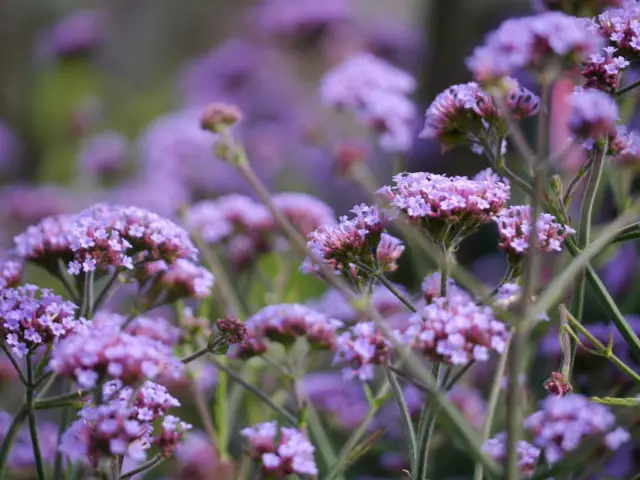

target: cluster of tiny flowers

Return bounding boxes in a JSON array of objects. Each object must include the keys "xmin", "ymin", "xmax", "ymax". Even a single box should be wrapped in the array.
[
  {"xmin": 94, "ymin": 311, "xmax": 182, "ymax": 347},
  {"xmin": 379, "ymin": 172, "xmax": 510, "ymax": 248},
  {"xmin": 494, "ymin": 206, "xmax": 574, "ymax": 261},
  {"xmin": 590, "ymin": 3, "xmax": 640, "ymax": 58},
  {"xmin": 66, "ymin": 204, "xmax": 198, "ymax": 276},
  {"xmin": 483, "ymin": 433, "xmax": 540, "ymax": 477},
  {"xmin": 568, "ymin": 88, "xmax": 620, "ymax": 144},
  {"xmin": 334, "ymin": 321, "xmax": 392, "ymax": 381},
  {"xmin": 396, "ymin": 294, "xmax": 509, "ymax": 365},
  {"xmin": 0, "ymin": 259, "xmax": 22, "ymax": 289},
  {"xmin": 228, "ymin": 304, "xmax": 343, "ymax": 359},
  {"xmin": 137, "ymin": 259, "xmax": 214, "ymax": 306},
  {"xmin": 0, "ymin": 285, "xmax": 85, "ymax": 358},
  {"xmin": 13, "ymin": 214, "xmax": 76, "ymax": 271},
  {"xmin": 420, "ymin": 80, "xmax": 539, "ymax": 154},
  {"xmin": 582, "ymin": 46, "xmax": 630, "ymax": 91},
  {"xmin": 50, "ymin": 318, "xmax": 183, "ymax": 388},
  {"xmin": 272, "ymin": 192, "xmax": 336, "ymax": 235},
  {"xmin": 240, "ymin": 421, "xmax": 318, "ymax": 477},
  {"xmin": 78, "ymin": 131, "xmax": 129, "ymax": 178},
  {"xmin": 304, "ymin": 204, "xmax": 404, "ymax": 279},
  {"xmin": 467, "ymin": 12, "xmax": 601, "ymax": 82},
  {"xmin": 59, "ymin": 380, "xmax": 190, "ymax": 466},
  {"xmin": 524, "ymin": 394, "xmax": 630, "ymax": 464},
  {"xmin": 320, "ymin": 52, "xmax": 417, "ymax": 152}
]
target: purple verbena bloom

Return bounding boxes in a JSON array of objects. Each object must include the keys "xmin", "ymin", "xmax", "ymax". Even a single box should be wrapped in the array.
[
  {"xmin": 240, "ymin": 422, "xmax": 318, "ymax": 476},
  {"xmin": 0, "ymin": 259, "xmax": 22, "ymax": 289},
  {"xmin": 36, "ymin": 9, "xmax": 103, "ymax": 60},
  {"xmin": 272, "ymin": 192, "xmax": 336, "ymax": 236},
  {"xmin": 379, "ymin": 171, "xmax": 510, "ymax": 248},
  {"xmin": 568, "ymin": 88, "xmax": 619, "ymax": 141},
  {"xmin": 78, "ymin": 131, "xmax": 128, "ymax": 179},
  {"xmin": 467, "ymin": 12, "xmax": 601, "ymax": 82},
  {"xmin": 94, "ymin": 311, "xmax": 182, "ymax": 347},
  {"xmin": 175, "ymin": 430, "xmax": 221, "ymax": 479},
  {"xmin": 524, "ymin": 394, "xmax": 629, "ymax": 464},
  {"xmin": 483, "ymin": 433, "xmax": 540, "ymax": 477},
  {"xmin": 13, "ymin": 214, "xmax": 76, "ymax": 273},
  {"xmin": 590, "ymin": 2, "xmax": 640, "ymax": 57},
  {"xmin": 301, "ymin": 372, "xmax": 368, "ymax": 428},
  {"xmin": 334, "ymin": 321, "xmax": 392, "ymax": 381},
  {"xmin": 396, "ymin": 293, "xmax": 509, "ymax": 365},
  {"xmin": 136, "ymin": 259, "xmax": 214, "ymax": 307},
  {"xmin": 0, "ymin": 285, "xmax": 85, "ymax": 358},
  {"xmin": 0, "ymin": 184, "xmax": 73, "ymax": 227},
  {"xmin": 583, "ymin": 46, "xmax": 630, "ymax": 91}
]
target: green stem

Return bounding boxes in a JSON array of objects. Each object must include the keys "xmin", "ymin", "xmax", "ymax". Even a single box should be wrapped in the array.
[
  {"xmin": 119, "ymin": 454, "xmax": 163, "ymax": 479},
  {"xmin": 35, "ymin": 387, "xmax": 97, "ymax": 410},
  {"xmin": 615, "ymin": 78, "xmax": 640, "ymax": 97},
  {"xmin": 214, "ymin": 357, "xmax": 229, "ymax": 460},
  {"xmin": 52, "ymin": 379, "xmax": 71, "ymax": 480},
  {"xmin": 306, "ymin": 404, "xmax": 340, "ymax": 475},
  {"xmin": 26, "ymin": 353, "xmax": 47, "ymax": 480},
  {"xmin": 444, "ymin": 362, "xmax": 475, "ymax": 391},
  {"xmin": 57, "ymin": 259, "xmax": 79, "ymax": 304},
  {"xmin": 375, "ymin": 273, "xmax": 418, "ymax": 312},
  {"xmin": 0, "ymin": 343, "xmax": 27, "ymax": 385},
  {"xmin": 384, "ymin": 366, "xmax": 417, "ymax": 474},
  {"xmin": 92, "ymin": 269, "xmax": 121, "ymax": 314},
  {"xmin": 179, "ymin": 346, "xmax": 210, "ymax": 364},
  {"xmin": 0, "ymin": 404, "xmax": 28, "ymax": 479},
  {"xmin": 80, "ymin": 271, "xmax": 94, "ymax": 319}
]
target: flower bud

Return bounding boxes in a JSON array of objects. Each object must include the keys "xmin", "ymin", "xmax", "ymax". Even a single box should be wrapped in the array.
[{"xmin": 200, "ymin": 103, "xmax": 242, "ymax": 133}]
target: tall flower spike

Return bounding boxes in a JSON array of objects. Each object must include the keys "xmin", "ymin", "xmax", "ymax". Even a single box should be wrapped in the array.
[
  {"xmin": 378, "ymin": 171, "xmax": 510, "ymax": 249},
  {"xmin": 467, "ymin": 12, "xmax": 601, "ymax": 83},
  {"xmin": 0, "ymin": 285, "xmax": 86, "ymax": 358},
  {"xmin": 524, "ymin": 394, "xmax": 630, "ymax": 464}
]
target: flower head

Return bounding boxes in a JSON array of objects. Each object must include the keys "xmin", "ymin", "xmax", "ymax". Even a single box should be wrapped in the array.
[
  {"xmin": 568, "ymin": 88, "xmax": 619, "ymax": 141},
  {"xmin": 483, "ymin": 433, "xmax": 540, "ymax": 477},
  {"xmin": 590, "ymin": 3, "xmax": 640, "ymax": 57},
  {"xmin": 78, "ymin": 131, "xmax": 129, "ymax": 179},
  {"xmin": 0, "ymin": 259, "xmax": 22, "ymax": 289},
  {"xmin": 524, "ymin": 394, "xmax": 629, "ymax": 464},
  {"xmin": 241, "ymin": 422, "xmax": 318, "ymax": 476},
  {"xmin": 136, "ymin": 259, "xmax": 214, "ymax": 307},
  {"xmin": 334, "ymin": 321, "xmax": 392, "ymax": 381},
  {"xmin": 36, "ymin": 9, "xmax": 103, "ymax": 60},
  {"xmin": 13, "ymin": 214, "xmax": 75, "ymax": 273},
  {"xmin": 272, "ymin": 192, "xmax": 336, "ymax": 236},
  {"xmin": 582, "ymin": 46, "xmax": 630, "ymax": 91}
]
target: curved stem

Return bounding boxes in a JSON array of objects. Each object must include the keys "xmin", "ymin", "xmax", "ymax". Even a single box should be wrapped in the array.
[
  {"xmin": 119, "ymin": 454, "xmax": 163, "ymax": 479},
  {"xmin": 0, "ymin": 343, "xmax": 27, "ymax": 386},
  {"xmin": 615, "ymin": 78, "xmax": 640, "ymax": 97},
  {"xmin": 384, "ymin": 366, "xmax": 417, "ymax": 474},
  {"xmin": 374, "ymin": 273, "xmax": 417, "ymax": 312},
  {"xmin": 26, "ymin": 354, "xmax": 47, "ymax": 480},
  {"xmin": 92, "ymin": 269, "xmax": 121, "ymax": 314}
]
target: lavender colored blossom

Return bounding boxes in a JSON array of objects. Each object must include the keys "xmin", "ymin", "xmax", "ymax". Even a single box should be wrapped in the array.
[
  {"xmin": 396, "ymin": 294, "xmax": 509, "ymax": 366},
  {"xmin": 272, "ymin": 192, "xmax": 336, "ymax": 235},
  {"xmin": 0, "ymin": 285, "xmax": 85, "ymax": 358},
  {"xmin": 137, "ymin": 259, "xmax": 214, "ymax": 307},
  {"xmin": 379, "ymin": 171, "xmax": 510, "ymax": 248},
  {"xmin": 94, "ymin": 311, "xmax": 182, "ymax": 347},
  {"xmin": 77, "ymin": 131, "xmax": 128, "ymax": 178},
  {"xmin": 36, "ymin": 9, "xmax": 103, "ymax": 60},
  {"xmin": 334, "ymin": 321, "xmax": 392, "ymax": 381},
  {"xmin": 483, "ymin": 433, "xmax": 540, "ymax": 477},
  {"xmin": 583, "ymin": 46, "xmax": 630, "ymax": 91},
  {"xmin": 0, "ymin": 259, "xmax": 22, "ymax": 289},
  {"xmin": 304, "ymin": 204, "xmax": 404, "ymax": 280},
  {"xmin": 13, "ymin": 214, "xmax": 76, "ymax": 273},
  {"xmin": 60, "ymin": 381, "xmax": 190, "ymax": 466},
  {"xmin": 420, "ymin": 80, "xmax": 539, "ymax": 154},
  {"xmin": 301, "ymin": 372, "xmax": 368, "ymax": 428},
  {"xmin": 524, "ymin": 394, "xmax": 629, "ymax": 464},
  {"xmin": 50, "ymin": 318, "xmax": 183, "ymax": 387},
  {"xmin": 241, "ymin": 422, "xmax": 318, "ymax": 476},
  {"xmin": 467, "ymin": 12, "xmax": 601, "ymax": 82},
  {"xmin": 175, "ymin": 431, "xmax": 221, "ymax": 479},
  {"xmin": 0, "ymin": 184, "xmax": 73, "ymax": 227},
  {"xmin": 568, "ymin": 88, "xmax": 619, "ymax": 142},
  {"xmin": 0, "ymin": 411, "xmax": 58, "ymax": 469},
  {"xmin": 590, "ymin": 2, "xmax": 640, "ymax": 57},
  {"xmin": 320, "ymin": 52, "xmax": 417, "ymax": 152},
  {"xmin": 494, "ymin": 205, "xmax": 574, "ymax": 261},
  {"xmin": 0, "ymin": 121, "xmax": 20, "ymax": 170},
  {"xmin": 229, "ymin": 304, "xmax": 343, "ymax": 359}
]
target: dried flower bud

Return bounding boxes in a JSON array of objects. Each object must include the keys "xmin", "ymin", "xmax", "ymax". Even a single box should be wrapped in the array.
[
  {"xmin": 200, "ymin": 103, "xmax": 242, "ymax": 133},
  {"xmin": 216, "ymin": 316, "xmax": 247, "ymax": 345},
  {"xmin": 543, "ymin": 371, "xmax": 573, "ymax": 397}
]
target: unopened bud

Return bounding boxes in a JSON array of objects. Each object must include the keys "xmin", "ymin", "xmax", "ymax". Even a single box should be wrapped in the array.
[
  {"xmin": 544, "ymin": 371, "xmax": 573, "ymax": 397},
  {"xmin": 216, "ymin": 316, "xmax": 247, "ymax": 345},
  {"xmin": 201, "ymin": 103, "xmax": 242, "ymax": 133}
]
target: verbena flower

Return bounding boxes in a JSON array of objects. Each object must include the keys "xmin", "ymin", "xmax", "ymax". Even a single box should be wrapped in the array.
[
  {"xmin": 95, "ymin": 311, "xmax": 182, "ymax": 347},
  {"xmin": 136, "ymin": 259, "xmax": 214, "ymax": 307},
  {"xmin": 0, "ymin": 259, "xmax": 22, "ymax": 289},
  {"xmin": 582, "ymin": 46, "xmax": 630, "ymax": 91},
  {"xmin": 228, "ymin": 304, "xmax": 343, "ymax": 359},
  {"xmin": 320, "ymin": 52, "xmax": 417, "ymax": 152},
  {"xmin": 420, "ymin": 80, "xmax": 539, "ymax": 154},
  {"xmin": 590, "ymin": 2, "xmax": 640, "ymax": 58},
  {"xmin": 240, "ymin": 421, "xmax": 318, "ymax": 476},
  {"xmin": 0, "ymin": 411, "xmax": 58, "ymax": 469},
  {"xmin": 378, "ymin": 172, "xmax": 510, "ymax": 249},
  {"xmin": 36, "ymin": 9, "xmax": 103, "ymax": 60},
  {"xmin": 272, "ymin": 192, "xmax": 336, "ymax": 235},
  {"xmin": 467, "ymin": 12, "xmax": 600, "ymax": 82},
  {"xmin": 50, "ymin": 318, "xmax": 183, "ymax": 387},
  {"xmin": 175, "ymin": 431, "xmax": 221, "ymax": 480},
  {"xmin": 59, "ymin": 380, "xmax": 190, "ymax": 466},
  {"xmin": 568, "ymin": 88, "xmax": 619, "ymax": 142},
  {"xmin": 483, "ymin": 433, "xmax": 540, "ymax": 477},
  {"xmin": 78, "ymin": 131, "xmax": 129, "ymax": 179},
  {"xmin": 303, "ymin": 204, "xmax": 403, "ymax": 281},
  {"xmin": 524, "ymin": 394, "xmax": 630, "ymax": 464},
  {"xmin": 334, "ymin": 321, "xmax": 392, "ymax": 381},
  {"xmin": 494, "ymin": 206, "xmax": 574, "ymax": 263},
  {"xmin": 0, "ymin": 285, "xmax": 85, "ymax": 358},
  {"xmin": 396, "ymin": 294, "xmax": 509, "ymax": 365},
  {"xmin": 0, "ymin": 184, "xmax": 72, "ymax": 227}
]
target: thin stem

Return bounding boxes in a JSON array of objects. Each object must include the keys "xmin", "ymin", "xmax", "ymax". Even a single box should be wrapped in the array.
[
  {"xmin": 57, "ymin": 259, "xmax": 79, "ymax": 304},
  {"xmin": 570, "ymin": 144, "xmax": 607, "ymax": 378},
  {"xmin": 373, "ymin": 272, "xmax": 417, "ymax": 312},
  {"xmin": 52, "ymin": 379, "xmax": 71, "ymax": 480},
  {"xmin": 214, "ymin": 357, "xmax": 229, "ymax": 460},
  {"xmin": 0, "ymin": 343, "xmax": 27, "ymax": 385},
  {"xmin": 384, "ymin": 366, "xmax": 417, "ymax": 474},
  {"xmin": 615, "ymin": 78, "xmax": 640, "ymax": 97},
  {"xmin": 0, "ymin": 404, "xmax": 27, "ymax": 479},
  {"xmin": 80, "ymin": 271, "xmax": 94, "ymax": 319},
  {"xmin": 180, "ymin": 346, "xmax": 209, "ymax": 364},
  {"xmin": 119, "ymin": 454, "xmax": 163, "ymax": 479},
  {"xmin": 474, "ymin": 334, "xmax": 512, "ymax": 480},
  {"xmin": 35, "ymin": 387, "xmax": 96, "ymax": 410},
  {"xmin": 92, "ymin": 269, "xmax": 121, "ymax": 313},
  {"xmin": 26, "ymin": 353, "xmax": 47, "ymax": 480},
  {"xmin": 444, "ymin": 362, "xmax": 475, "ymax": 391}
]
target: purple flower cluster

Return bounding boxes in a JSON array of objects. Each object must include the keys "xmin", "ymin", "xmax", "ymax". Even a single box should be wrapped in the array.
[
  {"xmin": 175, "ymin": 431, "xmax": 221, "ymax": 479},
  {"xmin": 272, "ymin": 192, "xmax": 336, "ymax": 235},
  {"xmin": 582, "ymin": 46, "xmax": 630, "ymax": 91},
  {"xmin": 0, "ymin": 410, "xmax": 58, "ymax": 469},
  {"xmin": 77, "ymin": 131, "xmax": 129, "ymax": 179},
  {"xmin": 302, "ymin": 372, "xmax": 368, "ymax": 428},
  {"xmin": 379, "ymin": 172, "xmax": 510, "ymax": 248},
  {"xmin": 240, "ymin": 421, "xmax": 318, "ymax": 476},
  {"xmin": 524, "ymin": 394, "xmax": 630, "ymax": 464},
  {"xmin": 396, "ymin": 294, "xmax": 509, "ymax": 365},
  {"xmin": 59, "ymin": 380, "xmax": 190, "ymax": 466},
  {"xmin": 13, "ymin": 214, "xmax": 76, "ymax": 273},
  {"xmin": 137, "ymin": 259, "xmax": 214, "ymax": 307},
  {"xmin": 0, "ymin": 259, "xmax": 22, "ymax": 290},
  {"xmin": 483, "ymin": 433, "xmax": 540, "ymax": 477},
  {"xmin": 228, "ymin": 303, "xmax": 343, "ymax": 359},
  {"xmin": 568, "ymin": 88, "xmax": 619, "ymax": 141},
  {"xmin": 494, "ymin": 206, "xmax": 574, "ymax": 260},
  {"xmin": 590, "ymin": 2, "xmax": 640, "ymax": 57},
  {"xmin": 420, "ymin": 80, "xmax": 539, "ymax": 154},
  {"xmin": 95, "ymin": 311, "xmax": 182, "ymax": 348},
  {"xmin": 50, "ymin": 315, "xmax": 183, "ymax": 387},
  {"xmin": 320, "ymin": 52, "xmax": 417, "ymax": 152},
  {"xmin": 0, "ymin": 285, "xmax": 85, "ymax": 358},
  {"xmin": 36, "ymin": 9, "xmax": 103, "ymax": 60},
  {"xmin": 304, "ymin": 204, "xmax": 404, "ymax": 279},
  {"xmin": 467, "ymin": 12, "xmax": 601, "ymax": 82},
  {"xmin": 0, "ymin": 184, "xmax": 73, "ymax": 227},
  {"xmin": 334, "ymin": 321, "xmax": 392, "ymax": 381}
]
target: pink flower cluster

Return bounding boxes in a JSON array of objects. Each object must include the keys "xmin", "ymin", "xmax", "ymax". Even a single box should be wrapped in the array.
[
  {"xmin": 240, "ymin": 421, "xmax": 318, "ymax": 476},
  {"xmin": 228, "ymin": 303, "xmax": 343, "ymax": 359},
  {"xmin": 483, "ymin": 433, "xmax": 540, "ymax": 477},
  {"xmin": 467, "ymin": 12, "xmax": 601, "ymax": 82},
  {"xmin": 13, "ymin": 214, "xmax": 76, "ymax": 273},
  {"xmin": 304, "ymin": 204, "xmax": 404, "ymax": 279},
  {"xmin": 78, "ymin": 131, "xmax": 129, "ymax": 179},
  {"xmin": 50, "ymin": 315, "xmax": 183, "ymax": 388},
  {"xmin": 378, "ymin": 171, "xmax": 510, "ymax": 248},
  {"xmin": 59, "ymin": 380, "xmax": 190, "ymax": 466},
  {"xmin": 334, "ymin": 321, "xmax": 392, "ymax": 381},
  {"xmin": 95, "ymin": 311, "xmax": 182, "ymax": 347},
  {"xmin": 320, "ymin": 52, "xmax": 417, "ymax": 152},
  {"xmin": 396, "ymin": 294, "xmax": 509, "ymax": 365},
  {"xmin": 420, "ymin": 80, "xmax": 539, "ymax": 154},
  {"xmin": 0, "ymin": 285, "xmax": 86, "ymax": 358},
  {"xmin": 137, "ymin": 259, "xmax": 214, "ymax": 307},
  {"xmin": 524, "ymin": 394, "xmax": 630, "ymax": 464},
  {"xmin": 494, "ymin": 206, "xmax": 575, "ymax": 260},
  {"xmin": 582, "ymin": 46, "xmax": 630, "ymax": 91},
  {"xmin": 0, "ymin": 259, "xmax": 22, "ymax": 289},
  {"xmin": 568, "ymin": 88, "xmax": 619, "ymax": 141},
  {"xmin": 590, "ymin": 2, "xmax": 640, "ymax": 57}
]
